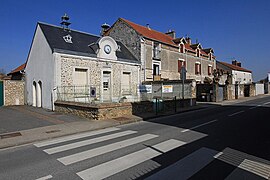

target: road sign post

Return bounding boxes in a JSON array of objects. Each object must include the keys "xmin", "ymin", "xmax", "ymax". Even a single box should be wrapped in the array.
[{"xmin": 181, "ymin": 67, "xmax": 187, "ymax": 100}]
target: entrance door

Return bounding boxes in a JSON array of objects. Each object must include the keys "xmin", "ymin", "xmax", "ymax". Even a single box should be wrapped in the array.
[
  {"xmin": 103, "ymin": 71, "xmax": 111, "ymax": 101},
  {"xmin": 0, "ymin": 81, "xmax": 3, "ymax": 106},
  {"xmin": 235, "ymin": 84, "xmax": 239, "ymax": 99}
]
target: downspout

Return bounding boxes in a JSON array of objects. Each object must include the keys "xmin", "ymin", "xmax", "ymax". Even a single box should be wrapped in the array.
[{"xmin": 143, "ymin": 38, "xmax": 146, "ymax": 82}]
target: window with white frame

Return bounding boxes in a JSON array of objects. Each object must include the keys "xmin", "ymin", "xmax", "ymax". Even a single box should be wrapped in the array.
[
  {"xmin": 208, "ymin": 65, "xmax": 213, "ymax": 75},
  {"xmin": 153, "ymin": 42, "xmax": 161, "ymax": 59},
  {"xmin": 74, "ymin": 68, "xmax": 88, "ymax": 85},
  {"xmin": 153, "ymin": 62, "xmax": 160, "ymax": 76},
  {"xmin": 195, "ymin": 62, "xmax": 201, "ymax": 75},
  {"xmin": 178, "ymin": 59, "xmax": 186, "ymax": 73}
]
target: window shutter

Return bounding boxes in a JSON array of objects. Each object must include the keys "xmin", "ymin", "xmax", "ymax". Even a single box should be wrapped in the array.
[{"xmin": 178, "ymin": 60, "xmax": 182, "ymax": 73}]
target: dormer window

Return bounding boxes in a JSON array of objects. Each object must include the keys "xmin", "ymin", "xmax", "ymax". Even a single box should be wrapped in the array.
[
  {"xmin": 63, "ymin": 34, "xmax": 72, "ymax": 43},
  {"xmin": 196, "ymin": 49, "xmax": 200, "ymax": 57},
  {"xmin": 180, "ymin": 44, "xmax": 185, "ymax": 53},
  {"xmin": 153, "ymin": 42, "xmax": 161, "ymax": 59}
]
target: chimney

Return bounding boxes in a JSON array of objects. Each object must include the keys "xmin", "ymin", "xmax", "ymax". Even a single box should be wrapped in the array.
[
  {"xmin": 186, "ymin": 37, "xmax": 192, "ymax": 45},
  {"xmin": 146, "ymin": 24, "xmax": 150, "ymax": 30},
  {"xmin": 100, "ymin": 23, "xmax": 110, "ymax": 36},
  {"xmin": 165, "ymin": 30, "xmax": 176, "ymax": 39},
  {"xmin": 236, "ymin": 62, "xmax": 241, "ymax": 67},
  {"xmin": 232, "ymin": 60, "xmax": 237, "ymax": 66}
]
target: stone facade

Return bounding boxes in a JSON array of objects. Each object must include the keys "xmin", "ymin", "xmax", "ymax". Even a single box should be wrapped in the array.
[
  {"xmin": 55, "ymin": 101, "xmax": 132, "ymax": 120},
  {"xmin": 58, "ymin": 55, "xmax": 140, "ymax": 102},
  {"xmin": 108, "ymin": 19, "xmax": 141, "ymax": 61},
  {"xmin": 4, "ymin": 80, "xmax": 25, "ymax": 106},
  {"xmin": 107, "ymin": 18, "xmax": 216, "ymax": 84},
  {"xmin": 55, "ymin": 98, "xmax": 195, "ymax": 120}
]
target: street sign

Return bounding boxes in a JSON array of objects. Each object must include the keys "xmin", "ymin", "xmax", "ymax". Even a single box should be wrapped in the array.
[{"xmin": 162, "ymin": 85, "xmax": 173, "ymax": 93}]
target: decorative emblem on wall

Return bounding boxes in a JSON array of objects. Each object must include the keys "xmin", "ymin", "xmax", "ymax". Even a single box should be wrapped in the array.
[{"xmin": 63, "ymin": 34, "xmax": 73, "ymax": 43}]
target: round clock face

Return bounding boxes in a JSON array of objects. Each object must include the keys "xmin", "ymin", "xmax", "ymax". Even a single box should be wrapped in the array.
[{"xmin": 104, "ymin": 45, "xmax": 111, "ymax": 54}]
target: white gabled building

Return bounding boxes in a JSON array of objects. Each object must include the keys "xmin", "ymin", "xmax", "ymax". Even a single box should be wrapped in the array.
[
  {"xmin": 25, "ymin": 22, "xmax": 140, "ymax": 110},
  {"xmin": 216, "ymin": 60, "xmax": 253, "ymax": 85}
]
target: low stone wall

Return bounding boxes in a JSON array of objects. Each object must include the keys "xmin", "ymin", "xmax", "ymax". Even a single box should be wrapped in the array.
[
  {"xmin": 4, "ymin": 80, "xmax": 25, "ymax": 106},
  {"xmin": 55, "ymin": 98, "xmax": 196, "ymax": 120},
  {"xmin": 249, "ymin": 83, "xmax": 256, "ymax": 97},
  {"xmin": 224, "ymin": 85, "xmax": 235, "ymax": 100},
  {"xmin": 55, "ymin": 101, "xmax": 132, "ymax": 120}
]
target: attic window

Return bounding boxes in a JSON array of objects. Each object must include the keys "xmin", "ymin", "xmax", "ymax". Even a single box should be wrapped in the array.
[
  {"xmin": 63, "ymin": 34, "xmax": 73, "ymax": 43},
  {"xmin": 117, "ymin": 45, "xmax": 121, "ymax": 52}
]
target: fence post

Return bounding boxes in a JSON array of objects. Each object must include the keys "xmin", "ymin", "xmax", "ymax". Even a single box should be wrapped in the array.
[{"xmin": 156, "ymin": 97, "xmax": 158, "ymax": 115}]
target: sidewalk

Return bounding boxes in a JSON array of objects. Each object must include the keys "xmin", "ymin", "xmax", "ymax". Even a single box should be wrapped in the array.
[
  {"xmin": 0, "ymin": 104, "xmax": 205, "ymax": 149},
  {"xmin": 0, "ymin": 94, "xmax": 268, "ymax": 150}
]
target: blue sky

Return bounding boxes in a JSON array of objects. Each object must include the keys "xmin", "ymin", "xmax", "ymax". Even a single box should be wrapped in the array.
[{"xmin": 0, "ymin": 0, "xmax": 269, "ymax": 80}]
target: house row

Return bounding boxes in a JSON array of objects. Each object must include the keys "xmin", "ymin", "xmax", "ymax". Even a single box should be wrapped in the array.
[
  {"xmin": 105, "ymin": 18, "xmax": 215, "ymax": 83},
  {"xmin": 1, "ymin": 15, "xmax": 258, "ymax": 110}
]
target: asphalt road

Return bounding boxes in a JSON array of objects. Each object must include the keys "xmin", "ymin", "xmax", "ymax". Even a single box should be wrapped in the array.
[{"xmin": 0, "ymin": 96, "xmax": 269, "ymax": 180}]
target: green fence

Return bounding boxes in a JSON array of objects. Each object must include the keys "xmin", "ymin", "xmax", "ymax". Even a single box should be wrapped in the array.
[{"xmin": 0, "ymin": 81, "xmax": 3, "ymax": 106}]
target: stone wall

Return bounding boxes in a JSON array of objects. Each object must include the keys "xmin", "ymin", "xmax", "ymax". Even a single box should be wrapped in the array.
[
  {"xmin": 249, "ymin": 83, "xmax": 256, "ymax": 97},
  {"xmin": 4, "ymin": 80, "xmax": 25, "ymax": 106},
  {"xmin": 108, "ymin": 19, "xmax": 141, "ymax": 61},
  {"xmin": 55, "ymin": 101, "xmax": 132, "ymax": 120},
  {"xmin": 59, "ymin": 55, "xmax": 140, "ymax": 102},
  {"xmin": 55, "ymin": 98, "xmax": 196, "ymax": 120}
]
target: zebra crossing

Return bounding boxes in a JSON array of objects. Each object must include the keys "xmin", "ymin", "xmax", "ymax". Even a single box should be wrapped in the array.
[{"xmin": 34, "ymin": 128, "xmax": 270, "ymax": 180}]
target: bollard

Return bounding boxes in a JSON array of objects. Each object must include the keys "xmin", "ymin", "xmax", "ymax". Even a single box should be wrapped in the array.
[
  {"xmin": 156, "ymin": 98, "xmax": 158, "ymax": 115},
  {"xmin": 174, "ymin": 96, "xmax": 177, "ymax": 112}
]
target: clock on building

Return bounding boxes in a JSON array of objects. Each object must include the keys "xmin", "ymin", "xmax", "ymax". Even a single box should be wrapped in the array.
[{"xmin": 104, "ymin": 45, "xmax": 111, "ymax": 54}]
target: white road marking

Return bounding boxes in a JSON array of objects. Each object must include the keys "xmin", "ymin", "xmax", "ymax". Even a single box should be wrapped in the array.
[
  {"xmin": 249, "ymin": 104, "xmax": 262, "ymax": 110},
  {"xmin": 44, "ymin": 130, "xmax": 137, "ymax": 154},
  {"xmin": 228, "ymin": 110, "xmax": 245, "ymax": 117},
  {"xmin": 238, "ymin": 159, "xmax": 270, "ymax": 179},
  {"xmin": 216, "ymin": 147, "xmax": 270, "ymax": 179},
  {"xmin": 76, "ymin": 139, "xmax": 186, "ymax": 180},
  {"xmin": 263, "ymin": 102, "xmax": 270, "ymax": 105},
  {"xmin": 181, "ymin": 119, "xmax": 218, "ymax": 133},
  {"xmin": 36, "ymin": 175, "xmax": 53, "ymax": 180},
  {"xmin": 214, "ymin": 152, "xmax": 223, "ymax": 159},
  {"xmin": 146, "ymin": 147, "xmax": 219, "ymax": 180},
  {"xmin": 225, "ymin": 159, "xmax": 270, "ymax": 179},
  {"xmin": 58, "ymin": 134, "xmax": 158, "ymax": 165},
  {"xmin": 34, "ymin": 127, "xmax": 120, "ymax": 147}
]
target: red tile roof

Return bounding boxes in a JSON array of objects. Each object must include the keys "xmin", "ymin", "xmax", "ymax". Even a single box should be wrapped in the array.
[
  {"xmin": 120, "ymin": 18, "xmax": 178, "ymax": 47},
  {"xmin": 8, "ymin": 63, "xmax": 26, "ymax": 75},
  {"xmin": 184, "ymin": 44, "xmax": 195, "ymax": 52},
  {"xmin": 218, "ymin": 61, "xmax": 252, "ymax": 73}
]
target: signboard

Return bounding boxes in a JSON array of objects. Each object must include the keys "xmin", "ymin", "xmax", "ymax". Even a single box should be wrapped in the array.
[
  {"xmin": 139, "ymin": 85, "xmax": 152, "ymax": 93},
  {"xmin": 162, "ymin": 85, "xmax": 173, "ymax": 93}
]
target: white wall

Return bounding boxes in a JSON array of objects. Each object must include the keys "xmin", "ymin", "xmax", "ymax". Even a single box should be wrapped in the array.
[
  {"xmin": 255, "ymin": 83, "xmax": 264, "ymax": 95},
  {"xmin": 232, "ymin": 70, "xmax": 252, "ymax": 84},
  {"xmin": 25, "ymin": 25, "xmax": 55, "ymax": 110}
]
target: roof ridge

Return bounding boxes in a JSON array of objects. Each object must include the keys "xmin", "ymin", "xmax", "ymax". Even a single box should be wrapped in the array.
[
  {"xmin": 38, "ymin": 22, "xmax": 100, "ymax": 38},
  {"xmin": 218, "ymin": 61, "xmax": 252, "ymax": 72},
  {"xmin": 120, "ymin": 18, "xmax": 174, "ymax": 39}
]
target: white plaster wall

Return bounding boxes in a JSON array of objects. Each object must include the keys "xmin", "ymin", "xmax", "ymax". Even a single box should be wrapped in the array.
[
  {"xmin": 232, "ymin": 70, "xmax": 252, "ymax": 84},
  {"xmin": 25, "ymin": 25, "xmax": 54, "ymax": 110},
  {"xmin": 255, "ymin": 83, "xmax": 264, "ymax": 95}
]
